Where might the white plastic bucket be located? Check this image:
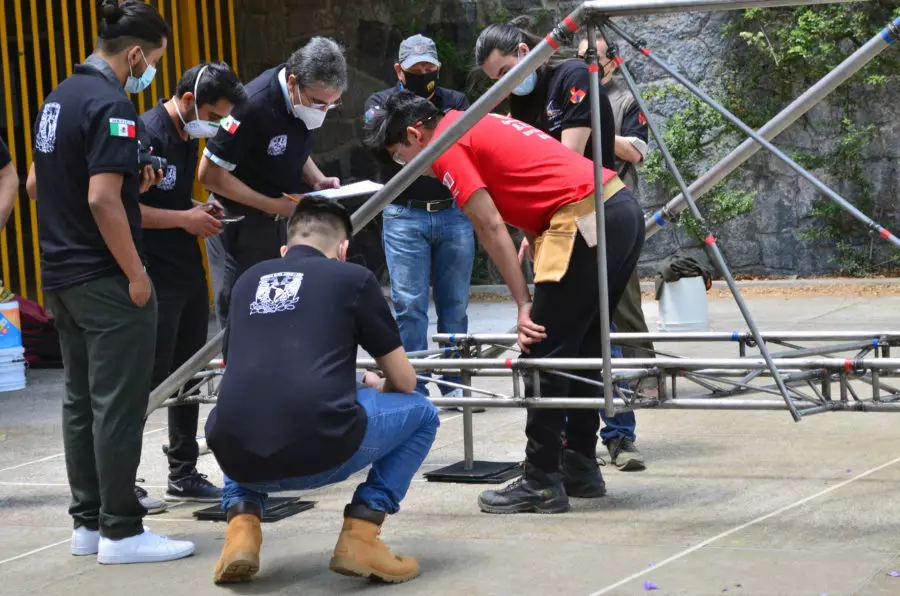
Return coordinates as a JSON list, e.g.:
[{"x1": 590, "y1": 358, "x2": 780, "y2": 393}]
[
  {"x1": 657, "y1": 276, "x2": 710, "y2": 332},
  {"x1": 0, "y1": 346, "x2": 26, "y2": 392}
]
